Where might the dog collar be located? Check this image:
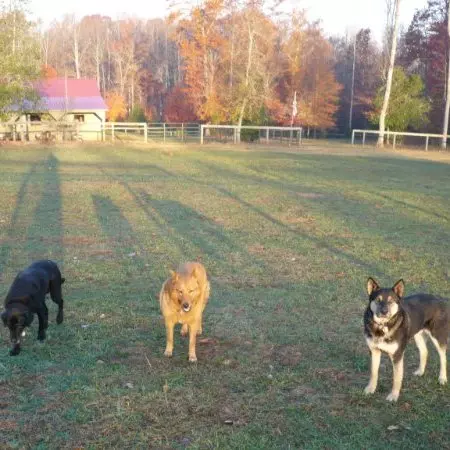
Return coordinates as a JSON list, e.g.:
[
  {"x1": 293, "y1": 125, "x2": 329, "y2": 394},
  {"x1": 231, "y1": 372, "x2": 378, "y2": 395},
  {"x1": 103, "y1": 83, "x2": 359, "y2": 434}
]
[{"x1": 373, "y1": 313, "x2": 403, "y2": 338}]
